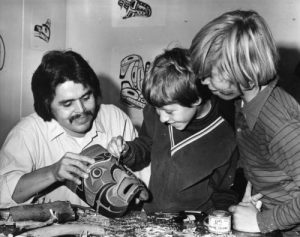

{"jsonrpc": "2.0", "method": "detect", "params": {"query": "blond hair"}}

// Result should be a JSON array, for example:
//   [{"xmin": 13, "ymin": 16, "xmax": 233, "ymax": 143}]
[{"xmin": 190, "ymin": 10, "xmax": 279, "ymax": 90}]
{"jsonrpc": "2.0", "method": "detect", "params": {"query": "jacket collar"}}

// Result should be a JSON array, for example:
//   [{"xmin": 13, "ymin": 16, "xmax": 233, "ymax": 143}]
[{"xmin": 242, "ymin": 79, "xmax": 278, "ymax": 131}]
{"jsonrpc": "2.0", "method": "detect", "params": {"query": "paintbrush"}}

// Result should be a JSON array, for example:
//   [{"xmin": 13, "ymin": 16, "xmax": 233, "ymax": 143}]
[
  {"xmin": 122, "ymin": 119, "xmax": 127, "ymax": 139},
  {"xmin": 117, "ymin": 119, "xmax": 127, "ymax": 165}
]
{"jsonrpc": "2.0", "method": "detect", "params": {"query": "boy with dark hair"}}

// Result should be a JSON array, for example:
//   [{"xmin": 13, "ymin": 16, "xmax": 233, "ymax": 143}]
[{"xmin": 108, "ymin": 47, "xmax": 238, "ymax": 213}]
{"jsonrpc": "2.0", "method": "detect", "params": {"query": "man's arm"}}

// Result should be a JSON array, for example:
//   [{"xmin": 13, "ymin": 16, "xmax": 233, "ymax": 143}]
[
  {"xmin": 12, "ymin": 152, "xmax": 95, "ymax": 203},
  {"xmin": 0, "ymin": 126, "xmax": 38, "ymax": 205},
  {"xmin": 12, "ymin": 165, "xmax": 56, "ymax": 203},
  {"xmin": 0, "ymin": 125, "xmax": 95, "ymax": 204}
]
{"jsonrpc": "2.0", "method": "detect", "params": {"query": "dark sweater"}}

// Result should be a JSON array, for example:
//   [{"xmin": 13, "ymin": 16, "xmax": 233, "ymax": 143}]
[{"xmin": 124, "ymin": 97, "xmax": 239, "ymax": 213}]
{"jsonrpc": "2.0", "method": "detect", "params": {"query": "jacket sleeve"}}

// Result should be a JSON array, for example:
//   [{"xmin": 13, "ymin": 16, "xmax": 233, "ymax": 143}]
[
  {"xmin": 122, "ymin": 105, "xmax": 155, "ymax": 171},
  {"xmin": 257, "ymin": 121, "xmax": 300, "ymax": 233},
  {"xmin": 210, "ymin": 146, "xmax": 240, "ymax": 210}
]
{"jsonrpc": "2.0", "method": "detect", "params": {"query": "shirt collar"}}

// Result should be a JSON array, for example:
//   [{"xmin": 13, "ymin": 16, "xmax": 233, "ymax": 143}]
[
  {"xmin": 48, "ymin": 119, "xmax": 64, "ymax": 141},
  {"xmin": 48, "ymin": 115, "xmax": 105, "ymax": 141},
  {"xmin": 242, "ymin": 79, "xmax": 278, "ymax": 130}
]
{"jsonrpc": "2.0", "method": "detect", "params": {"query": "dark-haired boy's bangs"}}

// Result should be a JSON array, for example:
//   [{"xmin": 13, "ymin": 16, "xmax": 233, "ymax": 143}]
[{"xmin": 148, "ymin": 84, "xmax": 174, "ymax": 107}]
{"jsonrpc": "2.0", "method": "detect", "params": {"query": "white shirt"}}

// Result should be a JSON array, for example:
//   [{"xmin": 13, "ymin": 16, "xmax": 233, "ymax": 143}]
[{"xmin": 0, "ymin": 104, "xmax": 138, "ymax": 207}]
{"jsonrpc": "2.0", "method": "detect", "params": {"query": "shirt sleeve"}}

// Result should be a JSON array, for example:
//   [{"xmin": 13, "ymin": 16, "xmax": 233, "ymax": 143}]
[
  {"xmin": 258, "ymin": 120, "xmax": 300, "ymax": 232},
  {"xmin": 0, "ymin": 126, "xmax": 36, "ymax": 206}
]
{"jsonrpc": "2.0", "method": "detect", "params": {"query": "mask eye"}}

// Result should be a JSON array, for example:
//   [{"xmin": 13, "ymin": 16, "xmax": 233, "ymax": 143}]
[
  {"xmin": 91, "ymin": 168, "xmax": 102, "ymax": 178},
  {"xmin": 95, "ymin": 152, "xmax": 112, "ymax": 162}
]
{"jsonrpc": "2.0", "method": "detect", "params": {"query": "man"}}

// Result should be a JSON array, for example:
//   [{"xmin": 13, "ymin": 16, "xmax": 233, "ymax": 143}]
[
  {"xmin": 0, "ymin": 50, "xmax": 137, "ymax": 207},
  {"xmin": 190, "ymin": 10, "xmax": 300, "ymax": 236}
]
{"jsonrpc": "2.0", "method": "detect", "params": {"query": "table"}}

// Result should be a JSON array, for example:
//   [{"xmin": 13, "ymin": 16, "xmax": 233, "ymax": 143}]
[{"xmin": 0, "ymin": 207, "xmax": 281, "ymax": 237}]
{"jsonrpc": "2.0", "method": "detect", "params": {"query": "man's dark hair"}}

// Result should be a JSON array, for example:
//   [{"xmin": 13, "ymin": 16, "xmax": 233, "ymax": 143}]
[{"xmin": 31, "ymin": 50, "xmax": 101, "ymax": 121}]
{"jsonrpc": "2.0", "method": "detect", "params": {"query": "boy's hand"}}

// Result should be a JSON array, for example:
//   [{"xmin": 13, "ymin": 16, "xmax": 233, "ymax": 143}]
[
  {"xmin": 134, "ymin": 188, "xmax": 150, "ymax": 204},
  {"xmin": 51, "ymin": 152, "xmax": 95, "ymax": 185},
  {"xmin": 107, "ymin": 136, "xmax": 128, "ymax": 159},
  {"xmin": 229, "ymin": 202, "xmax": 260, "ymax": 232},
  {"xmin": 228, "ymin": 181, "xmax": 262, "ymax": 233},
  {"xmin": 242, "ymin": 181, "xmax": 263, "ymax": 210}
]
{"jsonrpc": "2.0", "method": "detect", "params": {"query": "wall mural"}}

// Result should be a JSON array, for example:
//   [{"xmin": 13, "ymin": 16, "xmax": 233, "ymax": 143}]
[
  {"xmin": 0, "ymin": 34, "xmax": 5, "ymax": 71},
  {"xmin": 33, "ymin": 18, "xmax": 51, "ymax": 43},
  {"xmin": 118, "ymin": 0, "xmax": 152, "ymax": 19},
  {"xmin": 119, "ymin": 54, "xmax": 150, "ymax": 109}
]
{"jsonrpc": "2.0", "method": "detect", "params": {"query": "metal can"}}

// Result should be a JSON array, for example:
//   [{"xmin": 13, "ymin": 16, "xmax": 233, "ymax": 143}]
[{"xmin": 207, "ymin": 210, "xmax": 231, "ymax": 235}]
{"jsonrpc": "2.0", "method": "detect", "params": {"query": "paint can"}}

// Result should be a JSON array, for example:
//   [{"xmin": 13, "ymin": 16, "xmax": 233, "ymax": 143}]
[
  {"xmin": 0, "ymin": 209, "xmax": 10, "ymax": 221},
  {"xmin": 207, "ymin": 210, "xmax": 231, "ymax": 235}
]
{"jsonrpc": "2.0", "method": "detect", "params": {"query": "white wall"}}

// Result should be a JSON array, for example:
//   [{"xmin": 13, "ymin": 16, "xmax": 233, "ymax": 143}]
[
  {"xmin": 0, "ymin": 0, "xmax": 23, "ymax": 146},
  {"xmin": 0, "ymin": 0, "xmax": 300, "ymax": 146},
  {"xmin": 65, "ymin": 0, "xmax": 300, "ymax": 128},
  {"xmin": 0, "ymin": 0, "xmax": 66, "ymax": 146},
  {"xmin": 21, "ymin": 0, "xmax": 66, "ymax": 117}
]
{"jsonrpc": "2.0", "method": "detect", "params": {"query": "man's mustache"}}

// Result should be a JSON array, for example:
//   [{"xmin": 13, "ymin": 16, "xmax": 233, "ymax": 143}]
[{"xmin": 70, "ymin": 111, "xmax": 94, "ymax": 123}]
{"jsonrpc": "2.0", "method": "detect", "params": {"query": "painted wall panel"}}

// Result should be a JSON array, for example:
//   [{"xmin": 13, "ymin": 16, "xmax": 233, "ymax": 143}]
[
  {"xmin": 0, "ymin": 0, "xmax": 66, "ymax": 146},
  {"xmin": 0, "ymin": 0, "xmax": 299, "ymax": 146},
  {"xmin": 66, "ymin": 0, "xmax": 300, "ymax": 129}
]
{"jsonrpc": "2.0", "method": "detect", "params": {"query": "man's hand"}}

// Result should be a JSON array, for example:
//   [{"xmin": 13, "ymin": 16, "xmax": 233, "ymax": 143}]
[
  {"xmin": 228, "ymin": 181, "xmax": 262, "ymax": 232},
  {"xmin": 51, "ymin": 152, "xmax": 95, "ymax": 185},
  {"xmin": 107, "ymin": 136, "xmax": 128, "ymax": 159}
]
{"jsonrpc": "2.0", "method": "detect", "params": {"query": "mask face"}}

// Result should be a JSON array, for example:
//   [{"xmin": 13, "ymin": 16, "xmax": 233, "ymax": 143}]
[{"xmin": 66, "ymin": 144, "xmax": 149, "ymax": 218}]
